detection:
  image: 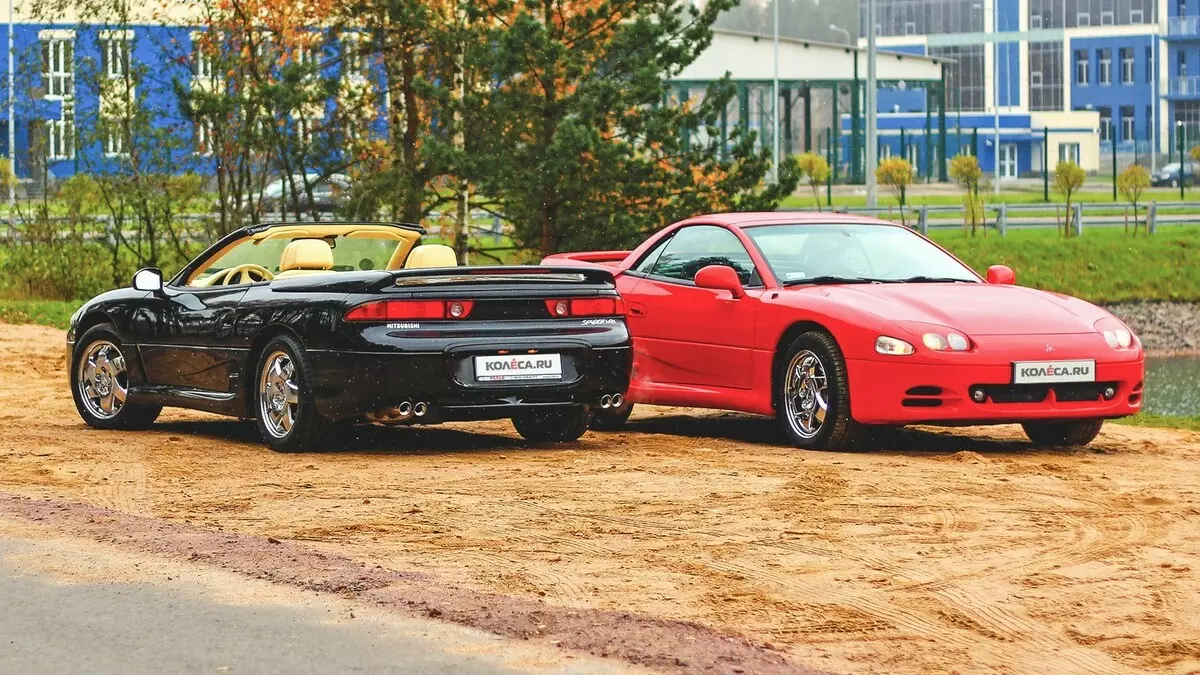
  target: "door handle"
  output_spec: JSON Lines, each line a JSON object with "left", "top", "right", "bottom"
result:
{"left": 628, "top": 306, "right": 646, "bottom": 317}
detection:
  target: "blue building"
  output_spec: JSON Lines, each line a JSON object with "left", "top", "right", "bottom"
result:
{"left": 1, "top": 11, "right": 376, "bottom": 183}
{"left": 858, "top": 0, "right": 1166, "bottom": 175}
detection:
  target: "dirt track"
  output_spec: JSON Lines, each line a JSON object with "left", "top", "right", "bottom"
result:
{"left": 5, "top": 322, "right": 1200, "bottom": 674}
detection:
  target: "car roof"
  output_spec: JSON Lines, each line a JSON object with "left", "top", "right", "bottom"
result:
{"left": 673, "top": 211, "right": 900, "bottom": 228}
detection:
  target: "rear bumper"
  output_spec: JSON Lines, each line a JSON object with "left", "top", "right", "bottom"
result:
{"left": 307, "top": 344, "right": 632, "bottom": 421}
{"left": 846, "top": 357, "right": 1144, "bottom": 425}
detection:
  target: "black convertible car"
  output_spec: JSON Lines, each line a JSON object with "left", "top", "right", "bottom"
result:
{"left": 67, "top": 222, "right": 632, "bottom": 451}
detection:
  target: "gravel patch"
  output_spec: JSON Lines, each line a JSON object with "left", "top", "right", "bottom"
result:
{"left": 1105, "top": 302, "right": 1200, "bottom": 352}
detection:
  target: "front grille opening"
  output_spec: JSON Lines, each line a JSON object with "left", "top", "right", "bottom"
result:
{"left": 1133, "top": 381, "right": 1144, "bottom": 393}
{"left": 974, "top": 382, "right": 1120, "bottom": 404}
{"left": 902, "top": 398, "right": 943, "bottom": 408}
{"left": 905, "top": 386, "right": 943, "bottom": 396}
{"left": 978, "top": 384, "right": 1049, "bottom": 403}
{"left": 1129, "top": 393, "right": 1142, "bottom": 404}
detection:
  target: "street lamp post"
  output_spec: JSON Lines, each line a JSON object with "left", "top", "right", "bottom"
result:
{"left": 771, "top": 0, "right": 780, "bottom": 184}
{"left": 865, "top": 0, "right": 878, "bottom": 207}
{"left": 7, "top": 0, "right": 14, "bottom": 239}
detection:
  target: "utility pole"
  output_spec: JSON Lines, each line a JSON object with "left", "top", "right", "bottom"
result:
{"left": 993, "top": 0, "right": 1001, "bottom": 194}
{"left": 865, "top": 0, "right": 878, "bottom": 207}
{"left": 771, "top": 0, "right": 780, "bottom": 184}
{"left": 7, "top": 0, "right": 14, "bottom": 240}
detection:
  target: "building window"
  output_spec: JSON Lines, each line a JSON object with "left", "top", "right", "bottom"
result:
{"left": 1147, "top": 47, "right": 1154, "bottom": 82}
{"left": 1030, "top": 42, "right": 1064, "bottom": 111}
{"left": 46, "top": 101, "right": 74, "bottom": 160}
{"left": 1099, "top": 108, "right": 1113, "bottom": 141}
{"left": 1077, "top": 0, "right": 1092, "bottom": 26}
{"left": 101, "top": 34, "right": 131, "bottom": 79}
{"left": 1121, "top": 106, "right": 1136, "bottom": 140}
{"left": 1059, "top": 142, "right": 1081, "bottom": 164}
{"left": 40, "top": 34, "right": 74, "bottom": 99}
{"left": 1075, "top": 50, "right": 1090, "bottom": 86}
{"left": 1121, "top": 48, "right": 1135, "bottom": 84}
{"left": 1131, "top": 8, "right": 1143, "bottom": 22}
{"left": 195, "top": 46, "right": 213, "bottom": 81}
{"left": 104, "top": 125, "right": 126, "bottom": 157}
{"left": 1099, "top": 49, "right": 1112, "bottom": 85}
{"left": 1101, "top": 0, "right": 1115, "bottom": 26}
{"left": 931, "top": 45, "right": 986, "bottom": 111}
{"left": 194, "top": 120, "right": 211, "bottom": 156}
{"left": 1180, "top": 51, "right": 1188, "bottom": 78}
{"left": 1031, "top": 13, "right": 1042, "bottom": 28}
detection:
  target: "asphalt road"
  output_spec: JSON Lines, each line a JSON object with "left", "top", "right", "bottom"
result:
{"left": 0, "top": 538, "right": 629, "bottom": 675}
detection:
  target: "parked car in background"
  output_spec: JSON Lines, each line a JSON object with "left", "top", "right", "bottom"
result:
{"left": 1151, "top": 162, "right": 1200, "bottom": 187}
{"left": 545, "top": 212, "right": 1144, "bottom": 451}
{"left": 68, "top": 221, "right": 631, "bottom": 451}
{"left": 260, "top": 173, "right": 353, "bottom": 213}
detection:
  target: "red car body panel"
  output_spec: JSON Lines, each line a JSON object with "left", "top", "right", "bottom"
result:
{"left": 543, "top": 212, "right": 1145, "bottom": 426}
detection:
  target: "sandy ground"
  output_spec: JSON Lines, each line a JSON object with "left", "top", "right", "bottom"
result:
{"left": 5, "top": 323, "right": 1200, "bottom": 674}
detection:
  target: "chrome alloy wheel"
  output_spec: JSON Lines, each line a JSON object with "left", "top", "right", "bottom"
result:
{"left": 784, "top": 350, "right": 829, "bottom": 439}
{"left": 259, "top": 350, "right": 299, "bottom": 439}
{"left": 77, "top": 340, "right": 128, "bottom": 419}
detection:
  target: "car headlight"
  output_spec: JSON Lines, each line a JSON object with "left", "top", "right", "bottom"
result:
{"left": 1095, "top": 317, "right": 1135, "bottom": 350}
{"left": 875, "top": 335, "right": 915, "bottom": 355}
{"left": 922, "top": 331, "right": 972, "bottom": 351}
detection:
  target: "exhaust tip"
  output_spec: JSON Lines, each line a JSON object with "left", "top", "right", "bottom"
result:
{"left": 397, "top": 401, "right": 413, "bottom": 416}
{"left": 413, "top": 401, "right": 428, "bottom": 416}
{"left": 599, "top": 394, "right": 612, "bottom": 409}
{"left": 611, "top": 393, "right": 624, "bottom": 408}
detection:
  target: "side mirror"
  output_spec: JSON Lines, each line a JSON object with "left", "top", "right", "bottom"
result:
{"left": 694, "top": 264, "right": 745, "bottom": 299}
{"left": 133, "top": 267, "right": 165, "bottom": 293}
{"left": 986, "top": 264, "right": 1016, "bottom": 285}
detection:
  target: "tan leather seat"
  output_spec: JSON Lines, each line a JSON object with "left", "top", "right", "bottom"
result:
{"left": 275, "top": 239, "right": 335, "bottom": 278}
{"left": 404, "top": 244, "right": 458, "bottom": 269}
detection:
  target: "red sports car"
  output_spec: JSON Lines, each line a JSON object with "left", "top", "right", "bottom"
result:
{"left": 544, "top": 212, "right": 1145, "bottom": 450}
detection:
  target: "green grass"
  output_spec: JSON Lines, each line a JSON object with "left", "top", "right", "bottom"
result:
{"left": 0, "top": 298, "right": 78, "bottom": 330}
{"left": 928, "top": 225, "right": 1200, "bottom": 303}
{"left": 1113, "top": 413, "right": 1200, "bottom": 432}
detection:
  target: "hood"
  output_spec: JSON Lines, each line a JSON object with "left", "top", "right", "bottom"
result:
{"left": 800, "top": 283, "right": 1107, "bottom": 336}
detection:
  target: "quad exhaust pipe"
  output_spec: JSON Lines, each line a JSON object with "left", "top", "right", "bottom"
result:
{"left": 598, "top": 393, "right": 624, "bottom": 409}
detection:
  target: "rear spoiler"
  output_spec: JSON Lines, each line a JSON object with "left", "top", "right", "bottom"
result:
{"left": 542, "top": 251, "right": 632, "bottom": 267}
{"left": 391, "top": 264, "right": 615, "bottom": 287}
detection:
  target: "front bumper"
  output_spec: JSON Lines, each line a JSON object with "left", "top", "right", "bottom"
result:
{"left": 306, "top": 344, "right": 632, "bottom": 422}
{"left": 846, "top": 356, "right": 1144, "bottom": 425}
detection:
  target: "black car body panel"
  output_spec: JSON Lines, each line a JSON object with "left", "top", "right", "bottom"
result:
{"left": 67, "top": 223, "right": 632, "bottom": 426}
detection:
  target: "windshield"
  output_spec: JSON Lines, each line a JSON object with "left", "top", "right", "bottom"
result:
{"left": 744, "top": 223, "right": 979, "bottom": 284}
{"left": 186, "top": 225, "right": 421, "bottom": 287}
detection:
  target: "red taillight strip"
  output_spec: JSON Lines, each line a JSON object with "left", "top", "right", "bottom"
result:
{"left": 544, "top": 297, "right": 626, "bottom": 318}
{"left": 344, "top": 300, "right": 474, "bottom": 322}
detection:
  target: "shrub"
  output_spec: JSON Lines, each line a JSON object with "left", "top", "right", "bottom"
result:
{"left": 1053, "top": 161, "right": 1086, "bottom": 237}
{"left": 876, "top": 157, "right": 915, "bottom": 226}
{"left": 1117, "top": 165, "right": 1151, "bottom": 236}
{"left": 794, "top": 152, "right": 830, "bottom": 212}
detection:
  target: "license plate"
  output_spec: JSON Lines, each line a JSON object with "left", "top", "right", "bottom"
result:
{"left": 474, "top": 354, "right": 563, "bottom": 382}
{"left": 1012, "top": 360, "right": 1096, "bottom": 384}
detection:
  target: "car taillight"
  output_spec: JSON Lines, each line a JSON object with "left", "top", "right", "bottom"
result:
{"left": 344, "top": 300, "right": 473, "bottom": 321}
{"left": 544, "top": 297, "right": 626, "bottom": 318}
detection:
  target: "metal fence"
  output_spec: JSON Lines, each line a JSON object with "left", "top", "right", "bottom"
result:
{"left": 781, "top": 200, "right": 1197, "bottom": 236}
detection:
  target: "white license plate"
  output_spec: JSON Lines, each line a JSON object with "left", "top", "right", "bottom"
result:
{"left": 1013, "top": 360, "right": 1096, "bottom": 384}
{"left": 474, "top": 354, "right": 563, "bottom": 382}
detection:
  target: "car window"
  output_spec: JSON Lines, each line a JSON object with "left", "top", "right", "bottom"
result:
{"left": 746, "top": 223, "right": 978, "bottom": 283}
{"left": 632, "top": 234, "right": 673, "bottom": 274}
{"left": 186, "top": 228, "right": 417, "bottom": 287}
{"left": 648, "top": 225, "right": 758, "bottom": 286}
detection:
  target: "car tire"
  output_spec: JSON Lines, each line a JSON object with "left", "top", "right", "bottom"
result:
{"left": 70, "top": 323, "right": 162, "bottom": 430}
{"left": 1021, "top": 419, "right": 1104, "bottom": 447}
{"left": 589, "top": 402, "right": 634, "bottom": 431}
{"left": 512, "top": 406, "right": 591, "bottom": 442}
{"left": 254, "top": 334, "right": 330, "bottom": 452}
{"left": 775, "top": 331, "right": 867, "bottom": 451}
